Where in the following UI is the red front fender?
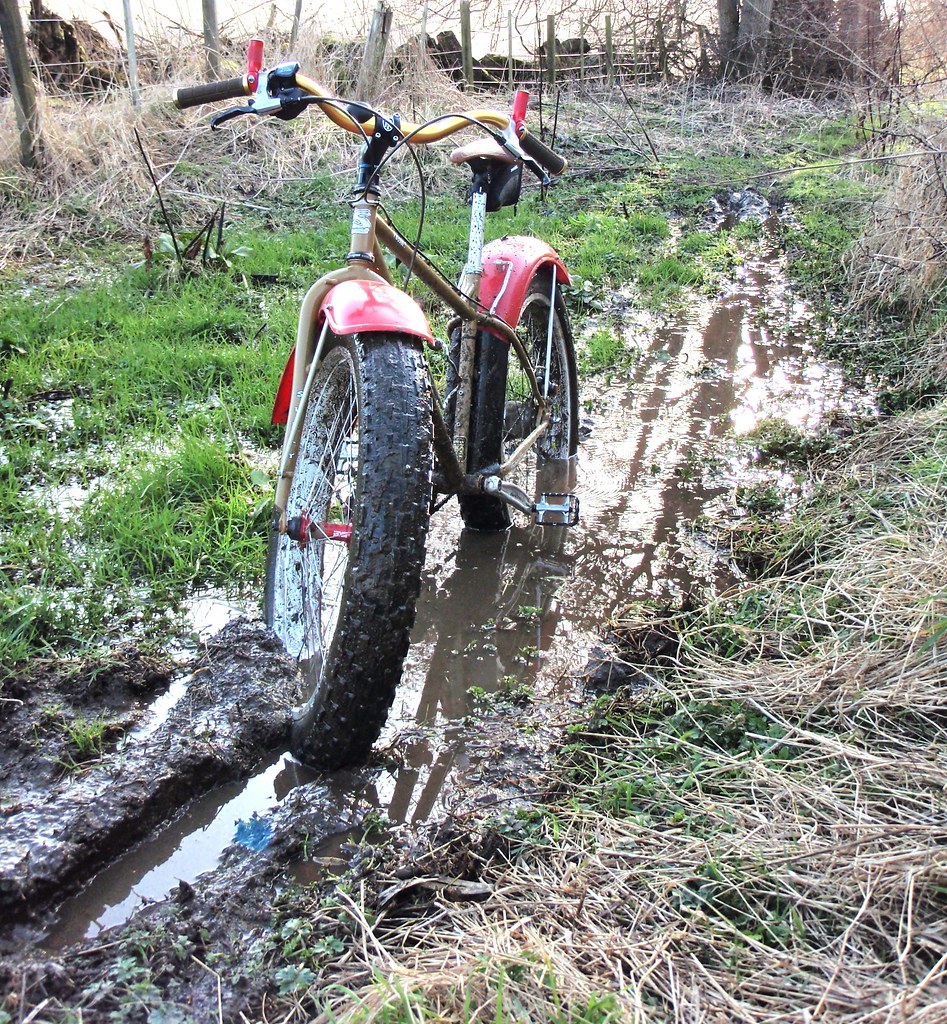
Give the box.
[271,280,434,424]
[479,236,570,336]
[321,279,435,344]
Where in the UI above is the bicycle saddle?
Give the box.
[450,138,519,166]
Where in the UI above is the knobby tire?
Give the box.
[458,272,579,530]
[265,331,432,769]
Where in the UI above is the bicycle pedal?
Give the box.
[534,493,580,527]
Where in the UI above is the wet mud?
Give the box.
[0,201,872,1020]
[0,622,295,933]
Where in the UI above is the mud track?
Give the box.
[0,619,563,1021]
[0,622,296,927]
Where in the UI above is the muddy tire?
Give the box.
[459,272,578,531]
[265,331,432,769]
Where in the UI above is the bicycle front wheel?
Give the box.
[265,331,432,769]
[460,271,579,531]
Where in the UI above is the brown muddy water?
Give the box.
[39,238,871,950]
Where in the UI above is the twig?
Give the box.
[192,955,224,1024]
[551,89,560,156]
[728,147,947,186]
[134,127,181,263]
[216,202,226,255]
[21,1000,50,1024]
[614,78,660,161]
[577,87,647,159]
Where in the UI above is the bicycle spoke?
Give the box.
[272,349,359,667]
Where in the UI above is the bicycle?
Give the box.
[173,39,580,769]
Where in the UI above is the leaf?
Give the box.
[275,965,316,995]
[249,468,270,489]
[376,874,492,907]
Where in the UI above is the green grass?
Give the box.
[0,102,886,672]
[576,327,639,376]
[0,258,296,668]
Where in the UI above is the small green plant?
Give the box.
[516,604,542,621]
[742,417,834,465]
[274,964,317,995]
[63,713,113,759]
[578,328,638,375]
[467,675,532,709]
[736,483,786,515]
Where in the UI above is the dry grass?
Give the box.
[846,123,947,319]
[283,403,947,1024]
[0,23,857,271]
[0,31,468,265]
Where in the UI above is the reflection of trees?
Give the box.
[583,260,784,602]
[414,524,571,721]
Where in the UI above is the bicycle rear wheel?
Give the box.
[459,272,578,530]
[265,330,432,769]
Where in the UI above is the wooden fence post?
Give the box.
[579,17,585,82]
[290,0,303,46]
[202,0,220,79]
[605,14,615,88]
[656,19,669,81]
[357,2,392,102]
[419,2,428,59]
[0,0,43,167]
[121,0,139,105]
[460,0,473,89]
[546,14,556,90]
[507,11,513,85]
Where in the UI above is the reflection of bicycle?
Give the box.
[367,522,575,825]
[174,40,579,769]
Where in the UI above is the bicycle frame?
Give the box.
[270,170,570,529]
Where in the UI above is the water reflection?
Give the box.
[44,757,284,948]
[42,244,873,946]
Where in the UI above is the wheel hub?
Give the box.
[285,511,352,547]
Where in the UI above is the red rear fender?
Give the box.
[479,236,570,335]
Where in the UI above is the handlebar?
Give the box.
[518,130,567,176]
[172,75,250,109]
[172,46,568,175]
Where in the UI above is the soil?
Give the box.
[0,622,296,934]
[0,618,576,1022]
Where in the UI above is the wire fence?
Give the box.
[0,1,713,103]
[0,0,908,115]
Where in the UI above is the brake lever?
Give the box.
[498,124,550,186]
[522,156,550,186]
[210,105,254,130]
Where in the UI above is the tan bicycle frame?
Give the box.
[274,198,552,527]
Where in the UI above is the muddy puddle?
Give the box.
[32,236,871,952]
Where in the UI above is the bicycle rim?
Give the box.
[268,345,358,674]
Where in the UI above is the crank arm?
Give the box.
[483,475,580,526]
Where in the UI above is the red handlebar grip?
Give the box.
[172,76,250,109]
[518,130,567,176]
[512,90,529,132]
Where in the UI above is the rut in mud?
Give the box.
[0,199,870,1019]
